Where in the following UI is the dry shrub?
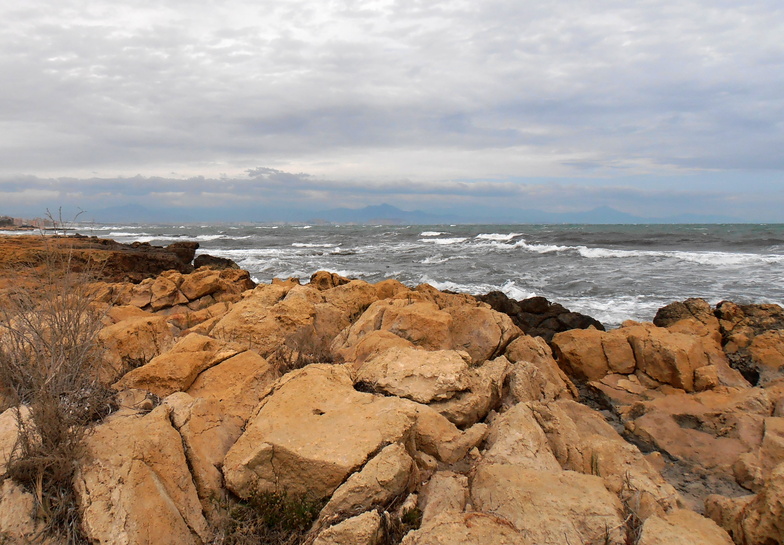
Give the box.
[0,238,114,544]
[269,324,342,376]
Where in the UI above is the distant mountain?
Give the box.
[310,203,446,224]
[80,203,746,225]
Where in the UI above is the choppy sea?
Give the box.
[44,223,784,328]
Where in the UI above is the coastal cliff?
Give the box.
[0,235,782,545]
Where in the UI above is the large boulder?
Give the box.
[98,314,176,381]
[75,406,210,545]
[503,335,578,404]
[637,509,733,545]
[222,365,420,499]
[706,461,784,545]
[333,297,520,365]
[471,464,626,545]
[114,333,243,397]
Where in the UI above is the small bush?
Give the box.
[269,325,341,376]
[0,239,114,544]
[212,491,324,545]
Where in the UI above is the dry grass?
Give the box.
[0,239,114,544]
[269,325,342,376]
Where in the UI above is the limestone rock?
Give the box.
[430,355,509,427]
[0,479,46,543]
[471,464,626,545]
[551,328,610,381]
[481,403,561,471]
[706,461,784,545]
[75,406,210,545]
[186,349,277,422]
[314,511,383,545]
[504,335,578,404]
[354,347,472,404]
[310,270,351,290]
[418,471,468,525]
[114,333,242,397]
[99,314,176,381]
[222,365,419,499]
[163,393,245,503]
[400,512,529,545]
[638,509,733,545]
[319,443,414,522]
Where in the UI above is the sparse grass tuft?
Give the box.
[269,325,341,376]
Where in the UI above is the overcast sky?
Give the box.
[2,0,783,221]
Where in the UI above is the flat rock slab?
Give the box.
[223,364,419,499]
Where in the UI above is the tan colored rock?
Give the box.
[442,304,520,363]
[340,330,416,366]
[163,393,245,503]
[419,471,468,525]
[749,329,784,383]
[504,335,577,404]
[706,461,784,545]
[430,356,509,427]
[530,400,681,518]
[309,270,351,290]
[551,327,610,381]
[602,329,637,374]
[413,408,488,465]
[99,314,176,381]
[481,403,561,471]
[638,508,733,545]
[400,512,529,545]
[187,349,277,422]
[180,269,225,300]
[223,365,419,499]
[150,275,188,311]
[114,333,242,397]
[334,298,519,365]
[471,464,626,545]
[0,407,24,475]
[625,324,706,392]
[319,443,414,522]
[75,406,210,545]
[0,479,47,543]
[314,510,383,545]
[355,347,472,404]
[374,278,409,300]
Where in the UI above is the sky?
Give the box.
[1,0,784,221]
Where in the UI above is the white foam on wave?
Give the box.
[419,237,467,245]
[420,231,447,237]
[499,280,537,301]
[513,240,571,253]
[577,246,784,266]
[476,233,521,242]
[291,242,337,248]
[558,295,662,329]
[109,231,151,237]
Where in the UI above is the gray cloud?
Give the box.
[0,0,783,216]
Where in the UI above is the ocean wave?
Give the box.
[419,237,467,245]
[513,240,572,253]
[108,231,152,237]
[576,246,784,266]
[476,233,521,241]
[420,231,447,236]
[291,242,337,248]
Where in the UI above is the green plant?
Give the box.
[0,239,113,544]
[211,492,325,545]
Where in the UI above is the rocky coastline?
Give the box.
[0,234,782,545]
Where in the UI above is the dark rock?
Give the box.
[193,254,240,270]
[475,291,604,342]
[653,298,715,328]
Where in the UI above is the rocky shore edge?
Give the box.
[0,235,782,545]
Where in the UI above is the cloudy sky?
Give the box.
[1,0,783,221]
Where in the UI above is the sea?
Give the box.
[20,223,784,329]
